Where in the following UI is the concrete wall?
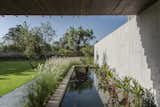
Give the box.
[94,1,160,106]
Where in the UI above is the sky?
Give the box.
[0,16,127,43]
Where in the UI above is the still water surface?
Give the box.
[60,68,104,107]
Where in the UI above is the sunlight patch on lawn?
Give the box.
[0,60,40,96]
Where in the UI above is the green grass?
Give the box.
[0,60,42,96]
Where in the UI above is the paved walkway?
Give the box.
[0,79,35,107]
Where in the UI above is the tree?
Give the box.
[0,43,3,51]
[80,45,94,65]
[57,26,95,56]
[18,22,44,68]
[3,24,24,52]
[39,22,55,44]
[51,41,61,55]
[31,22,55,58]
[3,21,55,68]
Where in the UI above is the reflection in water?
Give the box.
[60,67,104,107]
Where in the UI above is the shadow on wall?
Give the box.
[136,1,160,105]
[94,49,108,66]
[102,52,107,65]
[95,50,99,64]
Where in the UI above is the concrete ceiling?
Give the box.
[0,0,157,15]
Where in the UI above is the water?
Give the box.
[60,67,104,107]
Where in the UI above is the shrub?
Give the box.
[58,48,75,56]
[80,45,94,57]
[96,64,157,107]
[80,57,94,65]
[24,57,81,107]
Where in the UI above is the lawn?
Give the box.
[0,60,42,96]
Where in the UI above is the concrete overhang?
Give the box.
[0,0,158,15]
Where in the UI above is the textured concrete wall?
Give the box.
[94,1,160,106]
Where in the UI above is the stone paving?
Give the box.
[0,79,35,107]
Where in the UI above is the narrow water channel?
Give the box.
[60,67,104,107]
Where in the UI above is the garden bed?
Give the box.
[94,64,157,107]
[46,66,75,107]
[24,57,81,107]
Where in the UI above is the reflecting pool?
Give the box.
[60,67,104,107]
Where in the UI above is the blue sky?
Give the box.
[0,16,127,43]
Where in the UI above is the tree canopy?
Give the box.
[56,26,95,56]
[2,24,95,58]
[3,21,55,68]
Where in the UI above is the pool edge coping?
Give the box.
[45,65,75,107]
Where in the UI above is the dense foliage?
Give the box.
[96,64,157,107]
[52,26,95,56]
[24,57,81,107]
[2,23,95,59]
[2,22,55,68]
[80,45,94,66]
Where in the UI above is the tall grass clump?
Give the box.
[96,64,157,107]
[24,57,81,107]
